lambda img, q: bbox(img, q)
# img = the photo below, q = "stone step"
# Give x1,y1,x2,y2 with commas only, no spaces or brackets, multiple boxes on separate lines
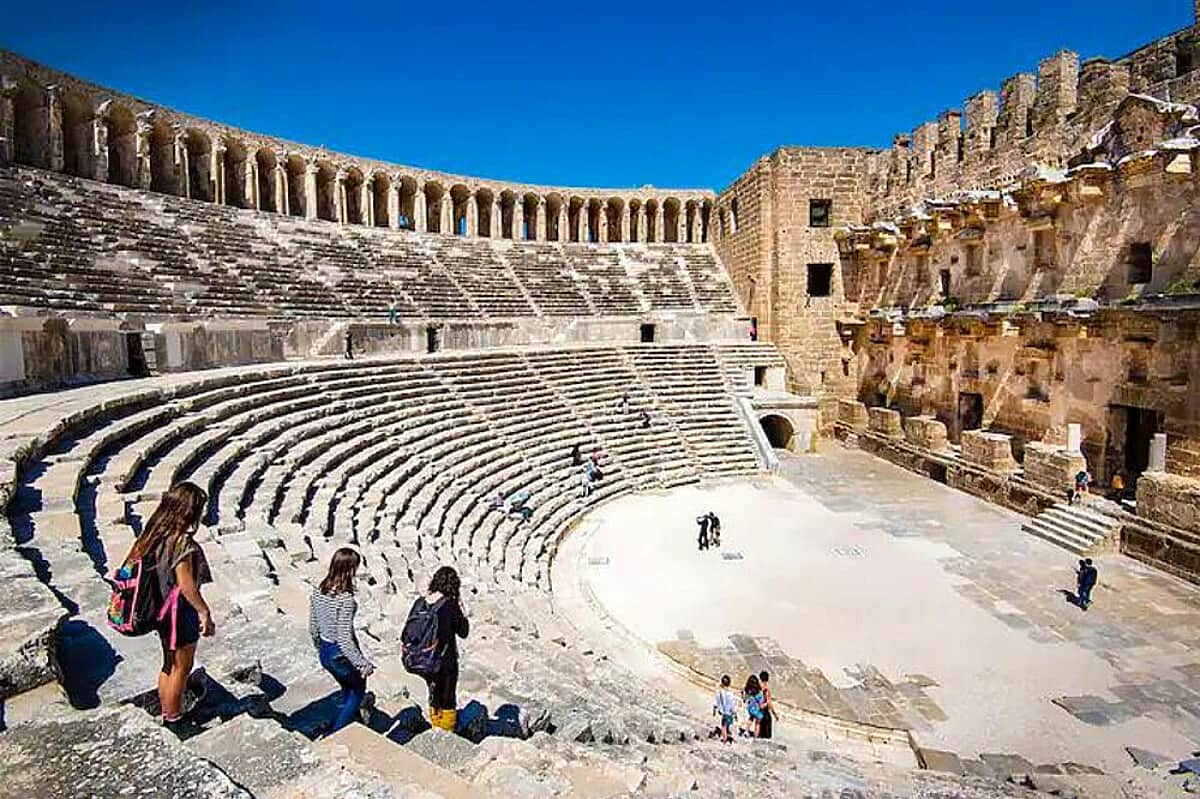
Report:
1021,518,1092,555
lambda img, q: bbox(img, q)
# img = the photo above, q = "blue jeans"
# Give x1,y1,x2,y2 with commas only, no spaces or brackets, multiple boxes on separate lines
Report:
1078,585,1093,608
318,641,367,732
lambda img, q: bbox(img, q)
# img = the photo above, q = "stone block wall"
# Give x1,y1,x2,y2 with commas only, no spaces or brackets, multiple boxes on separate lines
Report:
1137,471,1200,535
0,316,129,396
961,430,1019,472
868,406,904,438
904,415,949,452
837,399,869,430
1023,442,1086,496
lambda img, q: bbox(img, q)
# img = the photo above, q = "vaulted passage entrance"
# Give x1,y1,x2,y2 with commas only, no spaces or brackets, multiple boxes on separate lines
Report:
760,414,795,450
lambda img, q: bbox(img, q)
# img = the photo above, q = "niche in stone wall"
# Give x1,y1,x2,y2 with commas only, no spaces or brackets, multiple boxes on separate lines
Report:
1127,242,1153,285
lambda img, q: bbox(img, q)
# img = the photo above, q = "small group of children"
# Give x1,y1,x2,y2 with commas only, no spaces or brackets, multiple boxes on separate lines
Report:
712,671,775,741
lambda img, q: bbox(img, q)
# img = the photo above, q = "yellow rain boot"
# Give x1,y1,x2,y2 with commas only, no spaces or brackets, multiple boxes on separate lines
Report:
439,708,457,732
429,707,443,729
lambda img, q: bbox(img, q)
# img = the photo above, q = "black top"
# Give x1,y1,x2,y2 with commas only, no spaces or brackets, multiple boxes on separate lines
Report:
426,596,469,663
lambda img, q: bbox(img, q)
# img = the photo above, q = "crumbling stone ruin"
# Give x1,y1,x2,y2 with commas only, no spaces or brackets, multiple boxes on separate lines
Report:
1,5,1200,799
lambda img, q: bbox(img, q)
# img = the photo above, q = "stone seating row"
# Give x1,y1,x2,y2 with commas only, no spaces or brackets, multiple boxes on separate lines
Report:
0,166,741,321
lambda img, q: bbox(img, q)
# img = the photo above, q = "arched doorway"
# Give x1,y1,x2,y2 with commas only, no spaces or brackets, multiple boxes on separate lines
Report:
760,414,795,451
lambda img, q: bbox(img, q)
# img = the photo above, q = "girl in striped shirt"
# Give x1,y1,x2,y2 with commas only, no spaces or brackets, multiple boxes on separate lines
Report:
309,547,375,733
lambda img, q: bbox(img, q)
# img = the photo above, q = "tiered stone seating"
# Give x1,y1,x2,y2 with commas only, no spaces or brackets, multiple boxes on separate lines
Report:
712,342,789,395
0,166,742,321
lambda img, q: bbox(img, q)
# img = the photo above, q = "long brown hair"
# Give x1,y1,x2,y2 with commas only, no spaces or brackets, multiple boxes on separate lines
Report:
320,548,361,596
128,481,207,562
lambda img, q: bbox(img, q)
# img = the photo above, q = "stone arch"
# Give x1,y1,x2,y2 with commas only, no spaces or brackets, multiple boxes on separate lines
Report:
476,187,495,237
500,190,516,239
701,200,713,243
255,148,277,213
398,175,419,230
285,155,306,217
371,172,390,228
12,78,47,168
663,197,681,243
222,138,248,208
104,102,137,187
521,193,540,240
644,199,659,242
568,197,585,242
586,199,603,243
424,182,445,233
450,184,471,236
148,118,178,195
606,197,623,242
628,198,642,242
184,129,213,202
315,161,336,221
760,414,795,451
59,91,93,179
545,193,564,241
343,166,365,224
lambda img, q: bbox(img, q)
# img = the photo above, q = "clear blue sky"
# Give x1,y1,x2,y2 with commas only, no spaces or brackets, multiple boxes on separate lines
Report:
2,1,1192,190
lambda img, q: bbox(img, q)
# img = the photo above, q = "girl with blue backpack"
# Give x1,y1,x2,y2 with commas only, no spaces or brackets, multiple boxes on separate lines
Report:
309,548,375,733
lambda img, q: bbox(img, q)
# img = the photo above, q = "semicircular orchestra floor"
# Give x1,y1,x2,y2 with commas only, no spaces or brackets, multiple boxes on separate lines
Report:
554,446,1200,774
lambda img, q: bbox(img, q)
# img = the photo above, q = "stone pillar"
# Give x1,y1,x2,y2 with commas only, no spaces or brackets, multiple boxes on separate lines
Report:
1149,433,1167,472
91,116,109,182
1066,423,1082,454
534,199,546,241
334,168,348,223
362,179,374,227
413,184,426,231
689,208,700,243
212,140,226,205
654,203,665,243
513,200,525,241
491,199,502,238
174,129,190,199
558,205,568,243
274,152,289,215
580,204,590,243
46,84,63,172
387,178,401,229
598,208,608,243
620,203,631,242
304,159,319,220
439,194,452,234
0,77,15,165
466,194,478,237
241,157,255,209
134,113,153,190
639,206,650,242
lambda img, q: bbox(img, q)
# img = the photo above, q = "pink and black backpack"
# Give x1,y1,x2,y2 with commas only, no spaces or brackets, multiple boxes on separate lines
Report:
107,549,182,647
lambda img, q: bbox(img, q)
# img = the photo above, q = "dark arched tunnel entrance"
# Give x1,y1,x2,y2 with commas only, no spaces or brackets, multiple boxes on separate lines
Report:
760,414,795,451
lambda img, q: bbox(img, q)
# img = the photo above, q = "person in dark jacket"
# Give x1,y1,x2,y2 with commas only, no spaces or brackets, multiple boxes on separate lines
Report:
1077,558,1098,610
697,514,710,551
418,566,469,730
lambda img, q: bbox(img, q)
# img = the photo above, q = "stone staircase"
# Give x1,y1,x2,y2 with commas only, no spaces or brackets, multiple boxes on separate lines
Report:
1021,502,1121,555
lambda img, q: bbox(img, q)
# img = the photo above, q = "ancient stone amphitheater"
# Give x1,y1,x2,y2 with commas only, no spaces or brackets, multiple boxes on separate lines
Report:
3,6,1200,798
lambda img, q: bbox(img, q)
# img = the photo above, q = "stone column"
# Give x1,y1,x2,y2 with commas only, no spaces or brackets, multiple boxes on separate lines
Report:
174,129,190,199
212,140,226,205
46,85,63,172
599,207,609,243
639,206,650,242
535,199,546,241
655,203,665,243
689,207,700,243
513,200,525,241
362,178,374,227
466,194,478,237
1066,423,1082,454
304,159,319,220
334,168,349,224
91,115,109,182
0,77,15,165
1148,433,1167,472
580,204,590,243
491,199,502,238
558,205,569,243
439,194,452,234
134,113,154,190
274,152,289,215
413,184,426,231
620,203,631,243
387,176,401,229
246,157,259,210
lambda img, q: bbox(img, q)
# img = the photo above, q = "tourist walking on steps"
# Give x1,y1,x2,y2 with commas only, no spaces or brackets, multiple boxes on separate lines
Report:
388,300,398,325
122,482,214,733
344,329,354,360
571,442,582,467
1071,469,1090,505
310,547,375,734
708,512,721,548
743,673,765,738
758,671,776,739
416,567,469,731
713,674,737,743
618,392,630,415
1077,557,1098,610
581,466,595,499
697,513,710,550
640,409,651,429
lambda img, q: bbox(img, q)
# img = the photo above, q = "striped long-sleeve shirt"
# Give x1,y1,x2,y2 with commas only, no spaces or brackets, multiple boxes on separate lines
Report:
308,589,373,673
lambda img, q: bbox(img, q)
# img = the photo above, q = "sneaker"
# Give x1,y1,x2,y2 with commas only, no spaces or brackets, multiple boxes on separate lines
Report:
359,692,376,725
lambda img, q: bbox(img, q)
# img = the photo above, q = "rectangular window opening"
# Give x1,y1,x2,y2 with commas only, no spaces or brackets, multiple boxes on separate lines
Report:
807,263,833,297
754,366,767,386
1128,242,1153,284
809,199,832,228
639,323,656,343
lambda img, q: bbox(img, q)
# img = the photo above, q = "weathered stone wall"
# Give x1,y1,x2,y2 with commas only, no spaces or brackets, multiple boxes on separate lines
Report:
0,316,129,395
1023,442,1086,496
868,406,903,438
961,430,1019,472
1137,470,1200,534
152,321,279,372
837,399,869,430
904,415,949,453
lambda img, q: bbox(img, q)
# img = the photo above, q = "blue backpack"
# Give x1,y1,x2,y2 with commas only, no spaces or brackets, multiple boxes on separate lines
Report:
400,597,446,677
